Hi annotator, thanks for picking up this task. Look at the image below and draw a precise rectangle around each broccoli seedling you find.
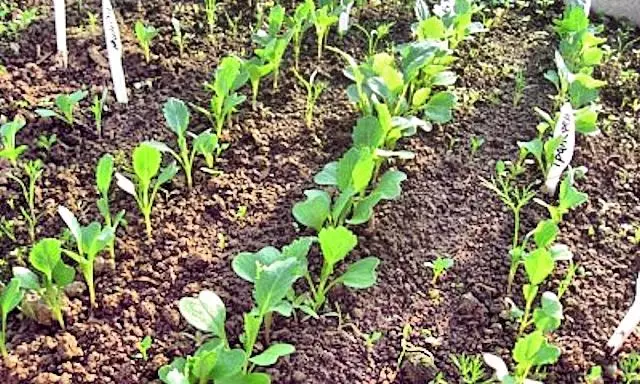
[426,256,454,285]
[134,21,158,63]
[35,90,87,126]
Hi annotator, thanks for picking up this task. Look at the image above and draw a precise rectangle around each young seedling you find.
[287,1,313,69]
[90,88,108,138]
[243,57,274,110]
[585,365,602,384]
[7,160,43,243]
[0,278,22,357]
[253,4,293,89]
[171,17,189,56]
[96,154,126,259]
[116,143,178,239]
[426,256,454,285]
[450,353,491,384]
[134,21,158,63]
[311,4,339,59]
[0,217,17,242]
[200,56,248,137]
[58,206,114,308]
[137,335,152,361]
[12,238,76,329]
[147,98,222,189]
[480,160,536,291]
[621,353,640,383]
[292,69,327,127]
[203,0,217,35]
[35,90,88,126]
[354,22,394,56]
[469,135,485,156]
[36,134,57,152]
[0,115,27,165]
[513,68,526,106]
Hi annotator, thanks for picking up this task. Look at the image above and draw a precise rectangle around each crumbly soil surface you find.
[0,1,639,383]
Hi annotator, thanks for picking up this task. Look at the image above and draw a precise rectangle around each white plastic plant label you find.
[54,0,68,67]
[103,0,128,104]
[608,274,640,354]
[545,102,576,194]
[482,353,542,384]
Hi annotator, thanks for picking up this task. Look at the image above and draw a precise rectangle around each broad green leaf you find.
[213,348,246,379]
[163,98,190,136]
[518,139,543,164]
[351,151,375,193]
[412,88,431,107]
[12,267,40,290]
[178,290,227,340]
[158,358,187,384]
[575,106,599,135]
[96,154,114,196]
[347,193,382,225]
[424,91,456,124]
[281,237,315,261]
[375,170,406,200]
[524,248,555,286]
[533,292,563,332]
[318,226,357,267]
[513,330,544,364]
[233,247,283,283]
[331,187,356,223]
[30,238,62,281]
[522,284,539,303]
[52,262,76,287]
[249,343,295,366]
[352,116,384,149]
[133,144,161,185]
[254,258,300,314]
[533,220,558,249]
[416,16,445,40]
[0,278,23,316]
[35,109,59,118]
[292,190,330,231]
[337,257,380,289]
[432,71,457,86]
[559,177,588,211]
[532,341,561,366]
[157,162,179,186]
[313,162,338,185]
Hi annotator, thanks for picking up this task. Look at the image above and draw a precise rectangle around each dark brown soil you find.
[0,1,639,383]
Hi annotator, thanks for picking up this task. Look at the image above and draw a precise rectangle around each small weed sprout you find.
[116,143,178,239]
[426,256,454,285]
[137,335,152,360]
[35,90,88,126]
[7,160,43,243]
[355,22,394,56]
[293,69,327,127]
[86,11,98,32]
[134,21,158,63]
[96,154,126,259]
[36,134,57,152]
[585,365,602,384]
[0,218,17,242]
[450,353,490,384]
[469,135,485,156]
[90,89,108,138]
[513,68,526,106]
[203,0,217,35]
[621,353,640,383]
[171,17,189,56]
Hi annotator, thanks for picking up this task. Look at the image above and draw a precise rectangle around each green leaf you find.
[318,226,357,267]
[29,238,62,281]
[375,169,406,199]
[518,139,543,165]
[292,190,330,231]
[217,373,271,384]
[133,144,161,186]
[416,16,445,40]
[352,116,384,149]
[559,176,588,211]
[156,162,179,187]
[337,257,380,289]
[532,341,561,366]
[213,348,246,379]
[96,154,114,196]
[432,71,457,86]
[12,267,40,290]
[178,290,227,340]
[163,98,190,137]
[254,258,300,314]
[313,162,338,186]
[533,291,563,333]
[575,106,599,135]
[424,91,456,124]
[232,247,283,283]
[249,343,295,366]
[513,330,544,364]
[52,262,76,287]
[347,193,382,225]
[524,248,555,286]
[533,220,558,249]
[34,109,59,118]
[0,278,23,316]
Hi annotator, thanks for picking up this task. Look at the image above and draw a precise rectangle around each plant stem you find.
[85,263,96,308]
[518,293,535,336]
[1,317,7,358]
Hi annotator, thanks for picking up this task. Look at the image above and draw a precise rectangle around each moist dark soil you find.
[1,0,639,383]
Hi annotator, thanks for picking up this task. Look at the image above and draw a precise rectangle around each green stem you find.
[317,32,323,59]
[85,263,96,308]
[518,294,535,336]
[1,316,7,358]
[507,209,521,292]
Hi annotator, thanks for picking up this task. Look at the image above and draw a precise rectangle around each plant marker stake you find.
[607,274,640,354]
[544,102,575,195]
[54,0,68,67]
[102,0,128,104]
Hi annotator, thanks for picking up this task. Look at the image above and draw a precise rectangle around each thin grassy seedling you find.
[7,160,43,243]
[90,88,108,138]
[96,154,125,259]
[204,0,217,35]
[292,69,327,127]
[171,17,189,56]
[513,68,526,106]
[451,353,492,384]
